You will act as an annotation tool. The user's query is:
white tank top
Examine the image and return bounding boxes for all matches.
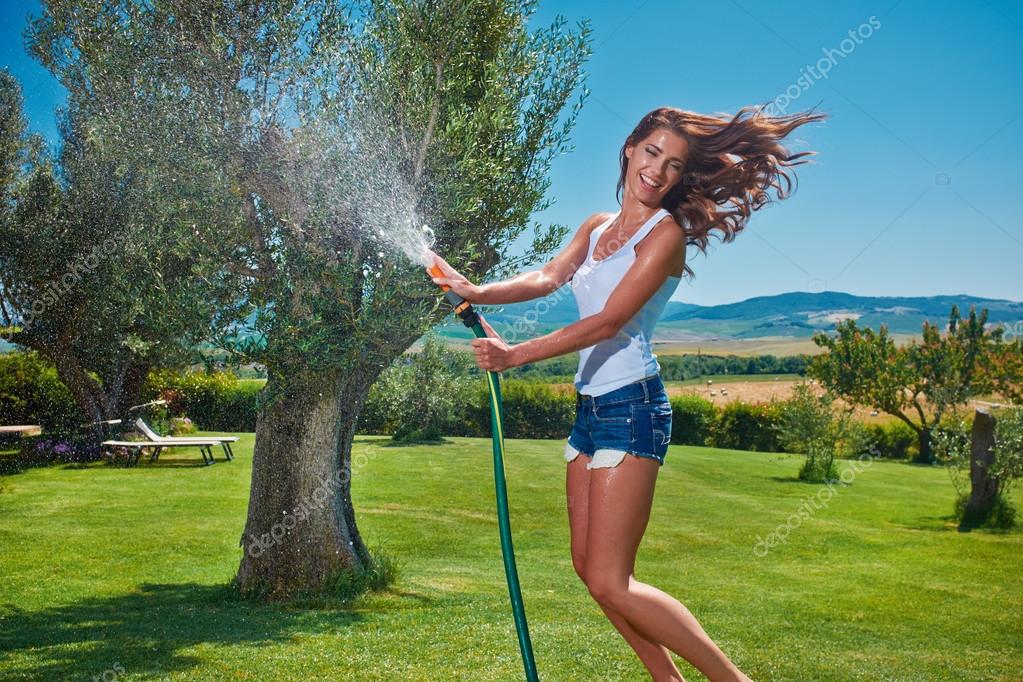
[570,209,682,396]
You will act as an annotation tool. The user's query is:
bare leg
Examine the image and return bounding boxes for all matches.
[567,455,684,681]
[584,455,752,682]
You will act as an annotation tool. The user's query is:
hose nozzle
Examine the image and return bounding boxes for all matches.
[428,263,480,328]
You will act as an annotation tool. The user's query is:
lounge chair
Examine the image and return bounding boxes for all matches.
[100,438,223,466]
[133,418,238,462]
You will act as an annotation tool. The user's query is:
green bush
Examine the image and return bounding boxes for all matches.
[145,369,262,431]
[708,400,782,453]
[170,417,199,435]
[668,394,717,446]
[862,420,917,459]
[360,334,476,444]
[0,433,106,474]
[0,351,82,432]
[486,379,574,440]
[772,382,872,482]
[953,491,1017,530]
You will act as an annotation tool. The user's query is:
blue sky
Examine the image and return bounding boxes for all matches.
[3,1,1021,306]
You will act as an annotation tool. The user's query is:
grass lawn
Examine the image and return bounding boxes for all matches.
[0,434,1020,681]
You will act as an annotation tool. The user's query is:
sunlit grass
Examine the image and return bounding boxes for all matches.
[0,434,1020,680]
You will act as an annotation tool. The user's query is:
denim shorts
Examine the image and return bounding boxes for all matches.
[565,374,672,469]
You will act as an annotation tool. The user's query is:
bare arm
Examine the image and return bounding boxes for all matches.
[505,215,685,367]
[428,213,612,305]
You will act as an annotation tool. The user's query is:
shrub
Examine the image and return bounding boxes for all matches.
[0,433,107,473]
[953,491,1016,530]
[0,351,82,431]
[709,400,782,453]
[936,407,1023,530]
[361,333,477,444]
[170,417,198,435]
[772,382,870,483]
[145,369,261,431]
[862,420,917,459]
[669,394,716,445]
[487,379,574,440]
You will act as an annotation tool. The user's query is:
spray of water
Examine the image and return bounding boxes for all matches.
[281,110,443,275]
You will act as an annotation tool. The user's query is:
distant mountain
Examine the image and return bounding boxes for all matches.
[4,291,1018,353]
[435,289,1023,342]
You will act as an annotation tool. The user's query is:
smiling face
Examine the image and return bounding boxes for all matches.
[624,128,689,206]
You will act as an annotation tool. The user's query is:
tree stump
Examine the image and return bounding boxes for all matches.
[960,408,999,529]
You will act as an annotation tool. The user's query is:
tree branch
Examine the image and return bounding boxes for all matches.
[911,393,929,428]
[226,262,271,280]
[413,57,446,185]
[0,281,14,328]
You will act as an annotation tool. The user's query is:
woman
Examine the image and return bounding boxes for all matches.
[426,104,825,681]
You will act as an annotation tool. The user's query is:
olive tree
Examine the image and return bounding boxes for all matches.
[27,0,590,598]
[0,72,220,430]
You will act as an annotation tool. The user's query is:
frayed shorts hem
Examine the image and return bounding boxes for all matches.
[564,440,664,468]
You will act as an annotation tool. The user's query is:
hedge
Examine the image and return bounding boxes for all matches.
[1,351,925,459]
[669,394,717,446]
[0,351,82,432]
[706,400,783,453]
[145,369,263,432]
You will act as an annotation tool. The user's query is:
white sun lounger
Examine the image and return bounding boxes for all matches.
[100,438,223,466]
[133,418,238,462]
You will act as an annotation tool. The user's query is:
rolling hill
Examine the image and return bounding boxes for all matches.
[434,289,1023,345]
[4,291,1019,357]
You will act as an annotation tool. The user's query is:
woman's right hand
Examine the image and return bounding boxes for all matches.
[424,249,483,302]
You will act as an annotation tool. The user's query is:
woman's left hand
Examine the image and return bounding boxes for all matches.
[471,315,519,372]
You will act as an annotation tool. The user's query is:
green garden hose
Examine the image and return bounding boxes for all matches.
[429,264,539,681]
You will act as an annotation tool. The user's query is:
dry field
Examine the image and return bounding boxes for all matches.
[649,332,923,357]
[551,375,1008,426]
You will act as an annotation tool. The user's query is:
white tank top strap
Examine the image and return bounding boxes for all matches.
[586,212,619,260]
[627,208,671,249]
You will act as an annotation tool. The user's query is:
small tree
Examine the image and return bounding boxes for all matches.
[773,381,869,483]
[368,333,475,443]
[809,305,1003,464]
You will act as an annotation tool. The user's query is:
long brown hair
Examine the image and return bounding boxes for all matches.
[617,104,827,279]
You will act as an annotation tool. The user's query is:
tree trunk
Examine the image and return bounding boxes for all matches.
[960,408,999,529]
[47,349,107,428]
[235,367,376,598]
[109,358,152,418]
[46,348,151,438]
[913,426,934,465]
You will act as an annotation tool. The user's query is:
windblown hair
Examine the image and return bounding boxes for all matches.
[617,104,827,279]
